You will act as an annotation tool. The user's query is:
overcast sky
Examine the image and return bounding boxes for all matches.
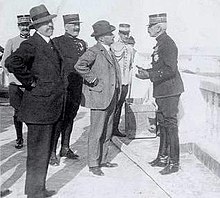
[0,0,220,55]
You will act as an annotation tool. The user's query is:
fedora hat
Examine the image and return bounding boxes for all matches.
[29,4,57,28]
[91,20,115,37]
[63,14,82,24]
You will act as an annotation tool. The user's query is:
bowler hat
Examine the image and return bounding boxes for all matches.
[63,14,82,24]
[119,23,130,34]
[29,4,57,28]
[148,13,167,25]
[17,15,31,25]
[91,20,115,37]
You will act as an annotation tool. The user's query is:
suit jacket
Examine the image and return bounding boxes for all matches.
[5,32,65,124]
[147,32,184,98]
[74,42,122,110]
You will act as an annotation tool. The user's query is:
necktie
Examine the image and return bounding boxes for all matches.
[48,40,55,50]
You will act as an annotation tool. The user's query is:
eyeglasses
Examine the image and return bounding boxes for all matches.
[147,23,158,28]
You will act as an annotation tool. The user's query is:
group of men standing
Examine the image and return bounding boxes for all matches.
[2,3,184,198]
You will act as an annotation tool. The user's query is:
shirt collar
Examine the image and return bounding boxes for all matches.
[101,43,111,52]
[20,33,30,39]
[64,32,77,39]
[36,31,51,43]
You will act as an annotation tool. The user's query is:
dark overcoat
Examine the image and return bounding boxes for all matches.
[5,32,65,124]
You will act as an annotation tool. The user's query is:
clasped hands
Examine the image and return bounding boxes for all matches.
[135,65,150,80]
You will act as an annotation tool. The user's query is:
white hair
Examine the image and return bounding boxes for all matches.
[157,22,167,32]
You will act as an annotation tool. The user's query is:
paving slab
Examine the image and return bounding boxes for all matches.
[112,136,220,198]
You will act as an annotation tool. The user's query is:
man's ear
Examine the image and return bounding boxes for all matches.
[99,36,104,42]
[64,24,68,32]
[156,25,162,34]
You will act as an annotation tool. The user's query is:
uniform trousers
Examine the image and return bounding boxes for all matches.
[8,83,23,140]
[25,123,55,198]
[113,84,128,131]
[155,95,180,164]
[88,88,119,167]
[51,88,81,152]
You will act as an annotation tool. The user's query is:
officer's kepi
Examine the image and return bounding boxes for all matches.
[148,13,167,27]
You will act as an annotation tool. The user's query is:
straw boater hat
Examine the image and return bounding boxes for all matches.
[119,23,130,35]
[63,14,82,24]
[91,20,115,37]
[29,4,57,28]
[17,15,31,25]
[148,13,167,26]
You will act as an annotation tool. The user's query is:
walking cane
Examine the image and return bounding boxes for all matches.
[128,69,133,99]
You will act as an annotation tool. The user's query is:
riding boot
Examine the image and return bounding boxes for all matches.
[149,126,168,166]
[14,116,23,149]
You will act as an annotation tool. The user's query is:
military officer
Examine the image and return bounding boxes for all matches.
[111,23,134,137]
[136,13,184,175]
[1,14,31,149]
[49,14,87,165]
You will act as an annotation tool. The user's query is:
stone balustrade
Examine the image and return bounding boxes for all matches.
[178,72,220,169]
[200,77,220,142]
[179,73,220,143]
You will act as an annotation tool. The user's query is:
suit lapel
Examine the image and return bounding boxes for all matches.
[33,33,61,72]
[97,43,114,66]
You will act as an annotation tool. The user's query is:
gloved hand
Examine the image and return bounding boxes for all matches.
[135,65,150,79]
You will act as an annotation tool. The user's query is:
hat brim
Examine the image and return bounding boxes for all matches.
[29,14,57,29]
[91,25,115,37]
[119,30,130,35]
[66,21,82,24]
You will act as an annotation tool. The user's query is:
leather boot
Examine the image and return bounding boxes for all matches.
[49,152,59,166]
[60,147,79,159]
[159,162,179,175]
[149,126,168,166]
[150,155,168,167]
[15,138,23,149]
[14,116,23,149]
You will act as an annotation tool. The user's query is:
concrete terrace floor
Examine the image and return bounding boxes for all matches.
[1,105,220,198]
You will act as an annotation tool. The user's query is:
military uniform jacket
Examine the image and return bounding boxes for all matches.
[5,32,65,124]
[147,32,184,98]
[111,40,133,85]
[74,42,122,110]
[53,33,87,91]
[1,35,28,85]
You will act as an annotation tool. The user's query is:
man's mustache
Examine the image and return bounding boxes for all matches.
[21,28,29,31]
[47,26,54,31]
[73,28,80,32]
